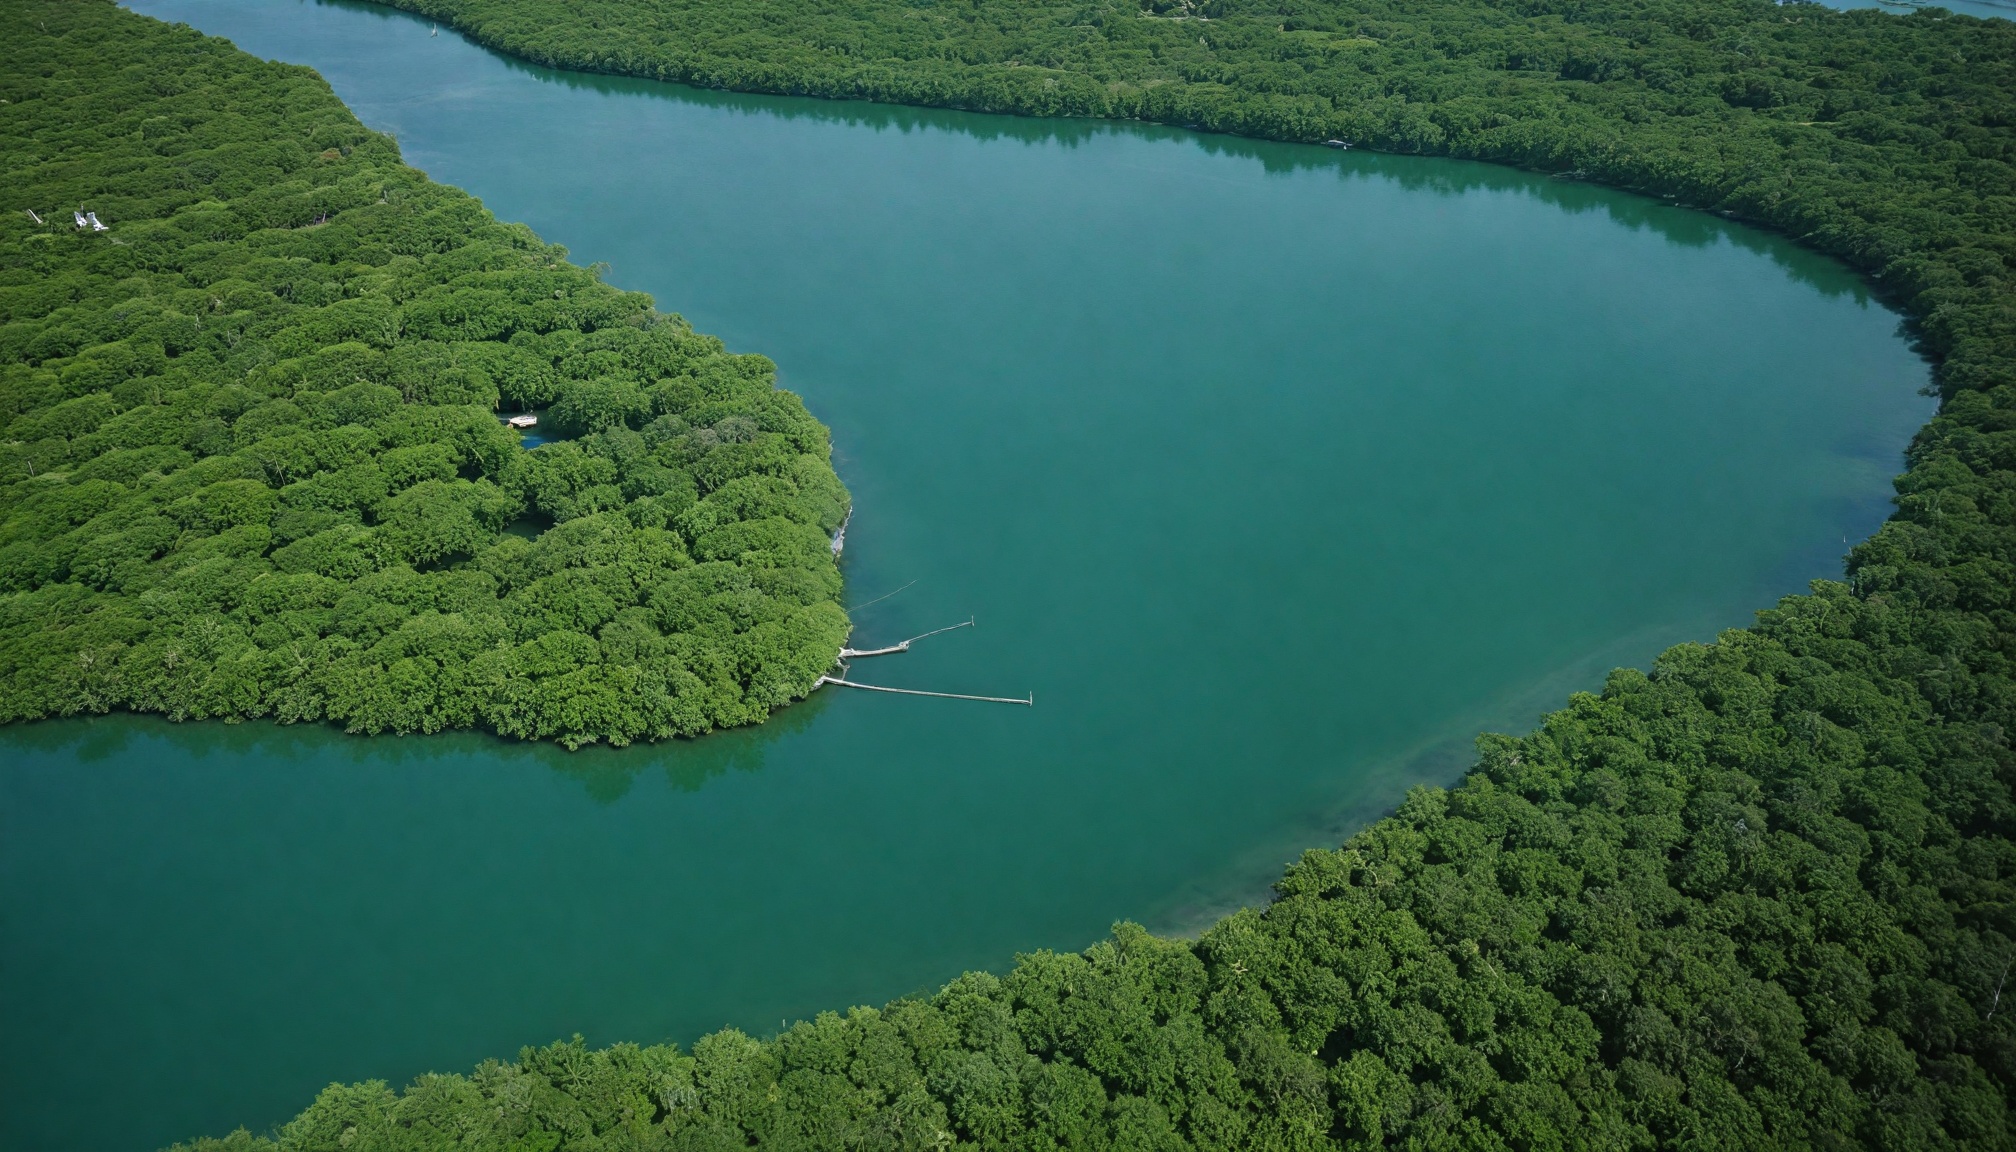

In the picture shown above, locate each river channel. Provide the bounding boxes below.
[1,1,1936,1147]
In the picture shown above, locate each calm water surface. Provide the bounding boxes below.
[5,1,1935,1146]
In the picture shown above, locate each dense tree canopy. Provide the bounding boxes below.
[18,0,2016,1147]
[0,1,851,748]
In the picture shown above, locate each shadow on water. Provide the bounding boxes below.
[1,687,834,802]
[303,0,1864,303]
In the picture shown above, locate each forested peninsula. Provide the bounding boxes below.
[0,2,852,748]
[15,0,2016,1148]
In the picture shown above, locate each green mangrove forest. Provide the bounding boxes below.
[5,0,2016,1147]
[0,1,852,749]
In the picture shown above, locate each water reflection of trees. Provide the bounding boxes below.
[320,0,1861,302]
[0,689,833,802]
[360,0,1862,300]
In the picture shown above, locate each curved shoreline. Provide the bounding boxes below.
[0,1,852,749]
[219,2,2016,1147]
[363,0,2008,382]
[31,0,2016,1146]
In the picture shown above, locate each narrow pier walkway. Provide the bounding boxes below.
[819,616,1027,705]
[815,676,1030,705]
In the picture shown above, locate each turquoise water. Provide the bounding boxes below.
[3,2,1935,1147]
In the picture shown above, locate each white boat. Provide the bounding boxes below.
[506,414,538,429]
